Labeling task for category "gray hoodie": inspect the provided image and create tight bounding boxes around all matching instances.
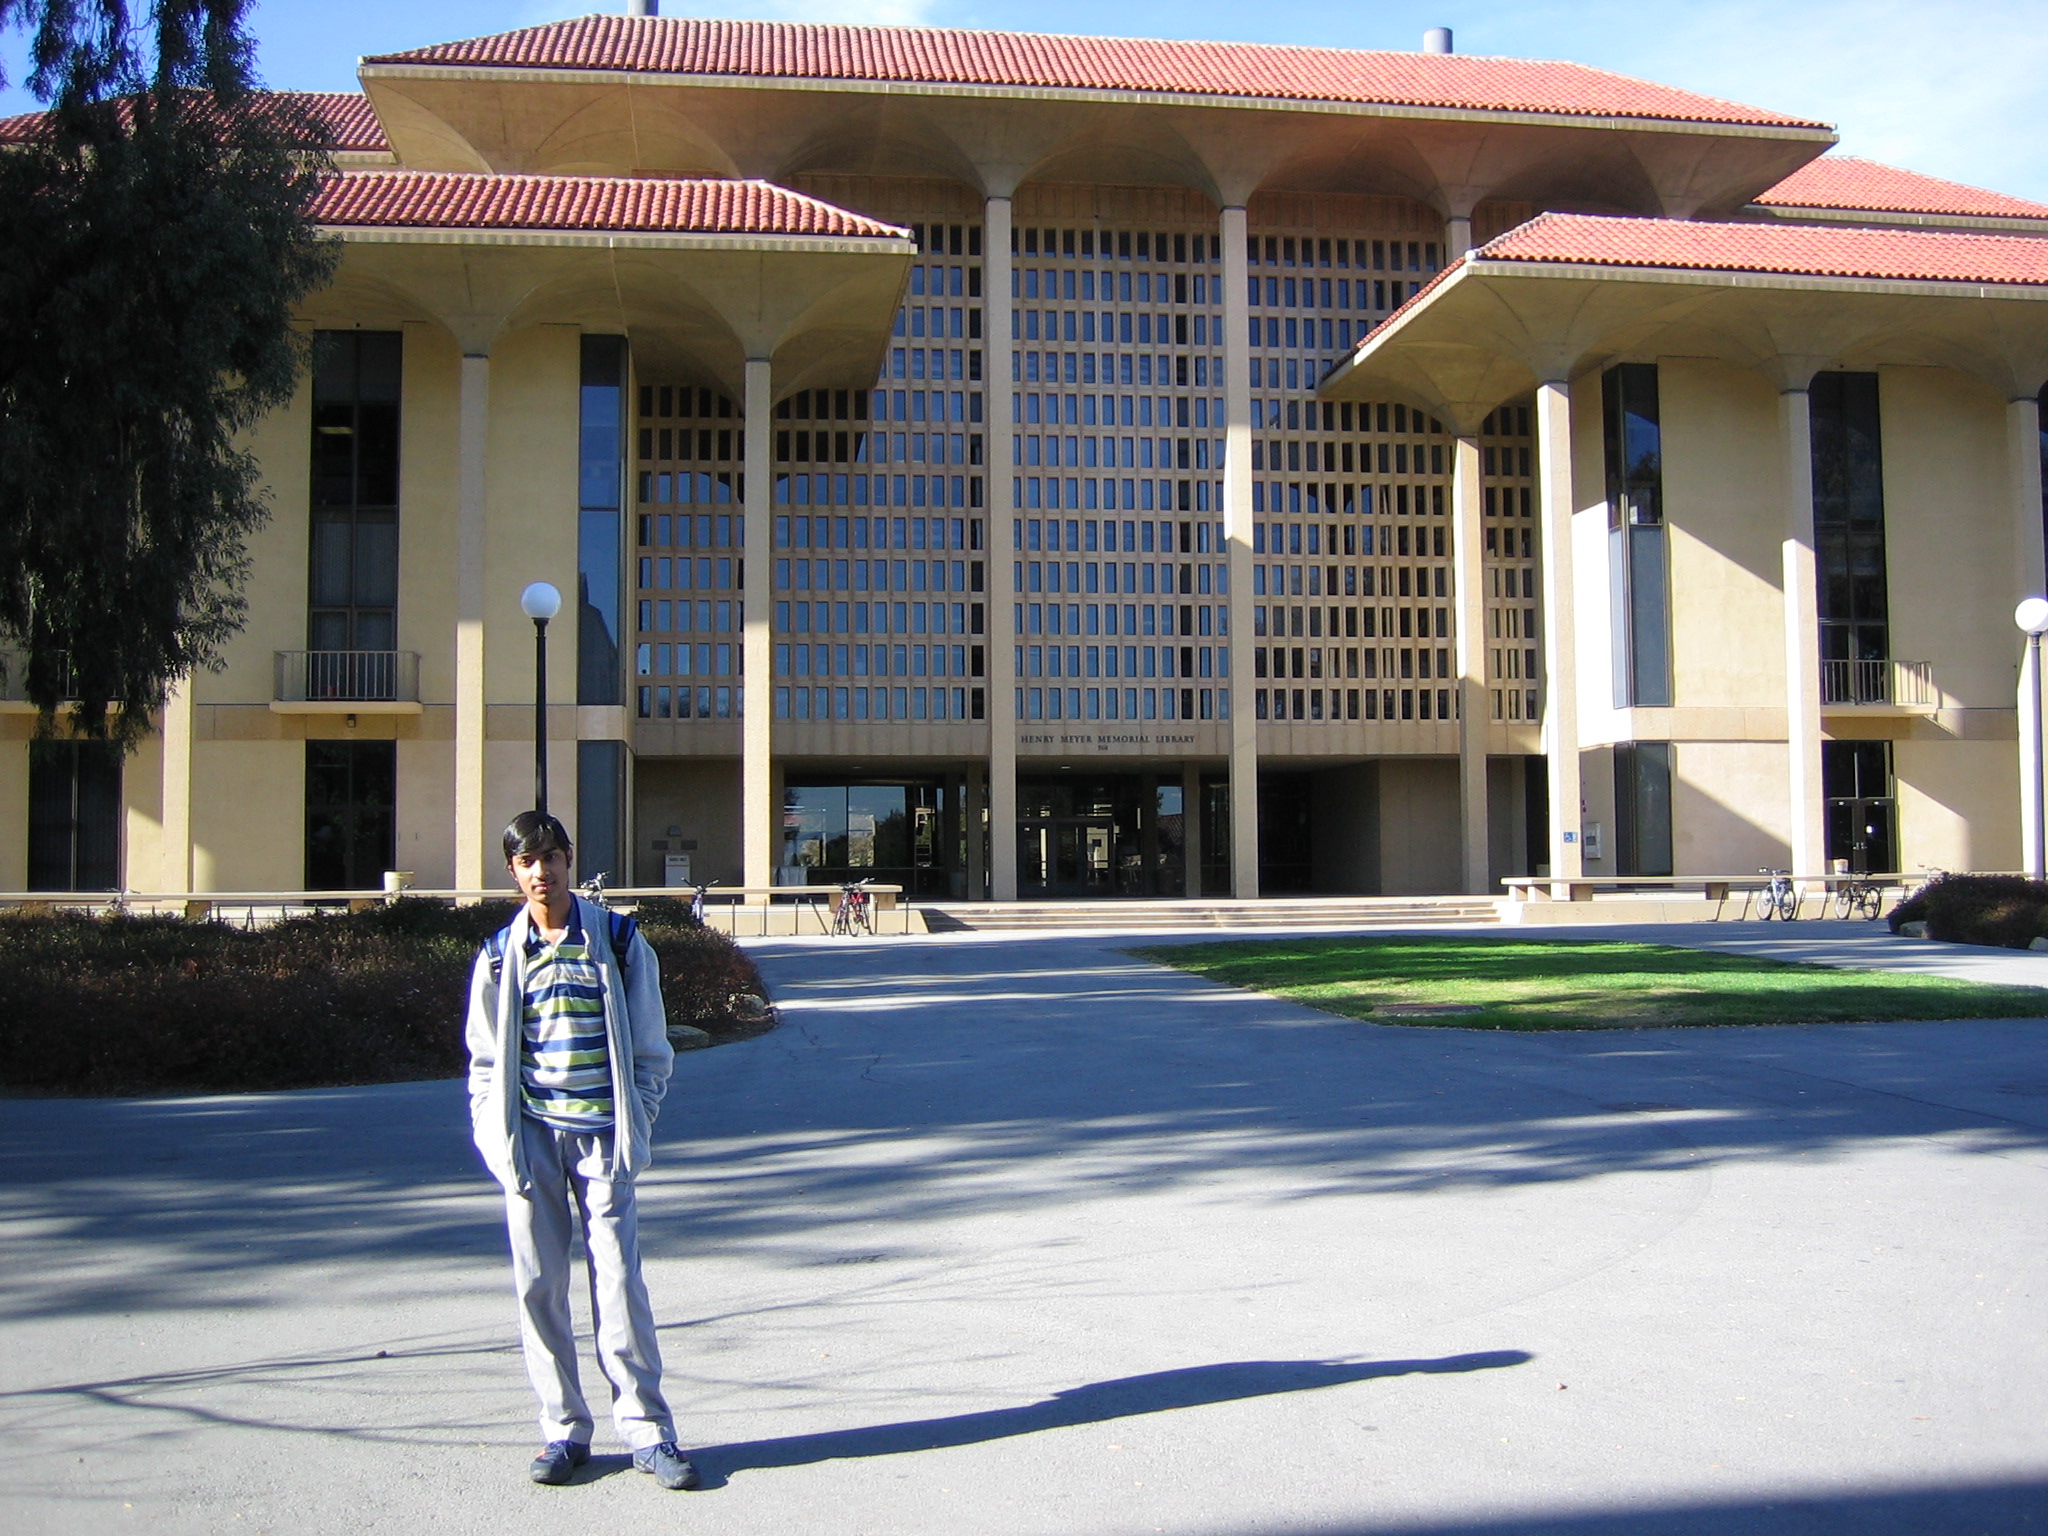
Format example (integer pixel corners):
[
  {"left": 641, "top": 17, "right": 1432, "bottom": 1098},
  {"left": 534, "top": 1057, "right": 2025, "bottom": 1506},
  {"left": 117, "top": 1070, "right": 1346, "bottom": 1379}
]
[{"left": 464, "top": 894, "right": 675, "bottom": 1195}]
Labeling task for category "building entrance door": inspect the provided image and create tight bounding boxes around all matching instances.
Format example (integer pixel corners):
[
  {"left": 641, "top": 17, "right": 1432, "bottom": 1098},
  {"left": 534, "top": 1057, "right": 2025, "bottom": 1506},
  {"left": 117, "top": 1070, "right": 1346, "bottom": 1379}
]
[
  {"left": 1019, "top": 817, "right": 1117, "bottom": 897},
  {"left": 1016, "top": 773, "right": 1185, "bottom": 899},
  {"left": 1824, "top": 740, "right": 1897, "bottom": 874}
]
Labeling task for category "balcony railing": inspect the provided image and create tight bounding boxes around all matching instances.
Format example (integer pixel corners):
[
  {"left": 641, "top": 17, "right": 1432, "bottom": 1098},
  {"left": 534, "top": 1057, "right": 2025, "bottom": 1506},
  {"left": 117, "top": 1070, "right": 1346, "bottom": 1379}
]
[
  {"left": 0, "top": 647, "right": 80, "bottom": 704},
  {"left": 1820, "top": 658, "right": 1933, "bottom": 707},
  {"left": 274, "top": 650, "right": 420, "bottom": 703}
]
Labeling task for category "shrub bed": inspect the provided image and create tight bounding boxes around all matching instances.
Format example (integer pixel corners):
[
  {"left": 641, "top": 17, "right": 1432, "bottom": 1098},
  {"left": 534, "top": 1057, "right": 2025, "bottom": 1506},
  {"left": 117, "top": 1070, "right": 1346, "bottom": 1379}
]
[
  {"left": 0, "top": 899, "right": 772, "bottom": 1097},
  {"left": 1887, "top": 873, "right": 2048, "bottom": 949}
]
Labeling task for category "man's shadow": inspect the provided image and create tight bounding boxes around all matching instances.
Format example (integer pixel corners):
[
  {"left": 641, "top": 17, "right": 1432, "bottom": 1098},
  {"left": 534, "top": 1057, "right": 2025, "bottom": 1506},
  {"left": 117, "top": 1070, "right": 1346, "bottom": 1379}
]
[{"left": 682, "top": 1351, "right": 1532, "bottom": 1489}]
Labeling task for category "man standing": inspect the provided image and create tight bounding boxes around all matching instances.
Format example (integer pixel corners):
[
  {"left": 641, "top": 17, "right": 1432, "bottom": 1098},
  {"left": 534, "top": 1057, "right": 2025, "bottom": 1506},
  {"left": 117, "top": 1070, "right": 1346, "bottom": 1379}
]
[{"left": 464, "top": 810, "right": 697, "bottom": 1490}]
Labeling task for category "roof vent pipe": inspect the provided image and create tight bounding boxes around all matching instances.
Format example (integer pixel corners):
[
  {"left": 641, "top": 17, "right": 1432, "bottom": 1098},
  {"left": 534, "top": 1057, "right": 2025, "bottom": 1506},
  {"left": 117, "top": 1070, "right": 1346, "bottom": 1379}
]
[
  {"left": 628, "top": 0, "right": 659, "bottom": 15},
  {"left": 1423, "top": 27, "right": 1453, "bottom": 53}
]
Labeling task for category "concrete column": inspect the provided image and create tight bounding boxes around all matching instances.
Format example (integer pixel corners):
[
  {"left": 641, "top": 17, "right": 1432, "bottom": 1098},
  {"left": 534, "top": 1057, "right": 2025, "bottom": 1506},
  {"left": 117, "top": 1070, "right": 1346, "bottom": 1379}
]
[
  {"left": 2010, "top": 395, "right": 2046, "bottom": 603},
  {"left": 1451, "top": 432, "right": 1490, "bottom": 895},
  {"left": 983, "top": 194, "right": 1019, "bottom": 900},
  {"left": 1534, "top": 379, "right": 1582, "bottom": 896},
  {"left": 1181, "top": 760, "right": 1203, "bottom": 897},
  {"left": 1220, "top": 204, "right": 1260, "bottom": 898},
  {"left": 454, "top": 351, "right": 490, "bottom": 893},
  {"left": 1446, "top": 215, "right": 1474, "bottom": 260},
  {"left": 1780, "top": 389, "right": 1825, "bottom": 880},
  {"left": 964, "top": 759, "right": 986, "bottom": 897},
  {"left": 742, "top": 356, "right": 774, "bottom": 892},
  {"left": 160, "top": 679, "right": 193, "bottom": 891}
]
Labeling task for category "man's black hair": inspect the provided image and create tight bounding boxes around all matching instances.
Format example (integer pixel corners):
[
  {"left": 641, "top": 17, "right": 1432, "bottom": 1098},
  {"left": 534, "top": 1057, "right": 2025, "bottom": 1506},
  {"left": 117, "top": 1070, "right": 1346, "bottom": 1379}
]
[{"left": 503, "top": 810, "right": 573, "bottom": 865}]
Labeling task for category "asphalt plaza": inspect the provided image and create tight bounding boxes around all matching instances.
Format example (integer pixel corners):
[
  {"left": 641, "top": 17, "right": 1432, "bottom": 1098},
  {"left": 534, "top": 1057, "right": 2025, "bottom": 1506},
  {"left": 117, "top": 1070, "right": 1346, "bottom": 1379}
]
[{"left": 3, "top": 921, "right": 2047, "bottom": 1533}]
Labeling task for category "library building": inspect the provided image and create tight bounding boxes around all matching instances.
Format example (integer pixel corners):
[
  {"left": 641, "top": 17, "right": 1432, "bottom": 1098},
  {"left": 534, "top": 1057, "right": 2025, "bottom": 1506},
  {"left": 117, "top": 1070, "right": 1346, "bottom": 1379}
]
[{"left": 6, "top": 6, "right": 2048, "bottom": 904}]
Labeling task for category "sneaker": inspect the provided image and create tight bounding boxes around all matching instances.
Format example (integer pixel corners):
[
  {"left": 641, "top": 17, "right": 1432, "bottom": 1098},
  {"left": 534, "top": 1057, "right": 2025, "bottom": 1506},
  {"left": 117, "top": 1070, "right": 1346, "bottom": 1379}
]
[
  {"left": 529, "top": 1439, "right": 590, "bottom": 1485},
  {"left": 632, "top": 1440, "right": 700, "bottom": 1490}
]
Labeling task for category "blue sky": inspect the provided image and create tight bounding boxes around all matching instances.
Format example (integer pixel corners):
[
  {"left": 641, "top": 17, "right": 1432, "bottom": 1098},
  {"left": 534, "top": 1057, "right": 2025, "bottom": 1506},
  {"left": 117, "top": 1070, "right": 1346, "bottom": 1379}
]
[{"left": 5, "top": 1, "right": 2045, "bottom": 202}]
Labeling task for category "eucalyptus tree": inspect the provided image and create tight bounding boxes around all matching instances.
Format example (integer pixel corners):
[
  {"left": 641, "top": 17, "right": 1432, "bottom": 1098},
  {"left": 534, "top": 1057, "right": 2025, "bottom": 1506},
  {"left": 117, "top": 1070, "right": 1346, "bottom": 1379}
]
[{"left": 0, "top": 1, "right": 335, "bottom": 743}]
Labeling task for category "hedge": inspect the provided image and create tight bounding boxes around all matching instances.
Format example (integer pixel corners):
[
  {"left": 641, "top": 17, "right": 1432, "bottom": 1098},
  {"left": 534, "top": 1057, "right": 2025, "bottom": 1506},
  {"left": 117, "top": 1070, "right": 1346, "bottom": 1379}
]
[
  {"left": 0, "top": 899, "right": 772, "bottom": 1096},
  {"left": 1888, "top": 873, "right": 2048, "bottom": 949}
]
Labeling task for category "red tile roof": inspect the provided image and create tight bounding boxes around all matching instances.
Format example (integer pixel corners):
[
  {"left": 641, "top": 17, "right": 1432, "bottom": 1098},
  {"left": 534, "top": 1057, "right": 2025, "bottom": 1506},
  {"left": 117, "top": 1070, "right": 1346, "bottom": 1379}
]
[
  {"left": 1754, "top": 155, "right": 2048, "bottom": 221},
  {"left": 366, "top": 16, "right": 1825, "bottom": 129},
  {"left": 313, "top": 170, "right": 909, "bottom": 239},
  {"left": 0, "top": 90, "right": 388, "bottom": 151},
  {"left": 1474, "top": 212, "right": 2048, "bottom": 287},
  {"left": 293, "top": 92, "right": 389, "bottom": 153}
]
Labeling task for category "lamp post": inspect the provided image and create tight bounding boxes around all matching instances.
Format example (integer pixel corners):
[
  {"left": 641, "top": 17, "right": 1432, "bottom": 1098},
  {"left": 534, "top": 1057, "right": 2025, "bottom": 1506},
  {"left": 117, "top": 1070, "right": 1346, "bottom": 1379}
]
[
  {"left": 2017, "top": 597, "right": 2048, "bottom": 880},
  {"left": 520, "top": 582, "right": 563, "bottom": 815}
]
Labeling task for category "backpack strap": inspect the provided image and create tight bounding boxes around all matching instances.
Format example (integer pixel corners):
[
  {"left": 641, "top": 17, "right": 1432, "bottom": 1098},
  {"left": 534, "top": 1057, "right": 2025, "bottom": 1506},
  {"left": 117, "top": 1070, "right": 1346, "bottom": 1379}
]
[
  {"left": 607, "top": 909, "right": 639, "bottom": 975},
  {"left": 484, "top": 909, "right": 635, "bottom": 981}
]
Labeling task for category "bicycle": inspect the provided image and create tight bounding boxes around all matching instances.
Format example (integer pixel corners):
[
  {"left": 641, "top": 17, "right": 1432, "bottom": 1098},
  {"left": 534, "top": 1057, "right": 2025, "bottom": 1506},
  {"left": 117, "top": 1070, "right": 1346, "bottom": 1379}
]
[
  {"left": 577, "top": 870, "right": 611, "bottom": 909},
  {"left": 832, "top": 879, "right": 875, "bottom": 937},
  {"left": 1833, "top": 875, "right": 1885, "bottom": 921},
  {"left": 687, "top": 881, "right": 715, "bottom": 926},
  {"left": 1757, "top": 869, "right": 1798, "bottom": 921}
]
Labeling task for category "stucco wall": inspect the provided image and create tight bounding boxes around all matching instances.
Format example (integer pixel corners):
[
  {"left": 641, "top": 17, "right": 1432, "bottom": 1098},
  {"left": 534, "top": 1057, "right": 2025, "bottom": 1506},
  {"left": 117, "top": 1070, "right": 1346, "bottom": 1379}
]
[
  {"left": 1661, "top": 358, "right": 1788, "bottom": 712},
  {"left": 1896, "top": 737, "right": 2019, "bottom": 874},
  {"left": 635, "top": 757, "right": 742, "bottom": 887},
  {"left": 1376, "top": 756, "right": 1459, "bottom": 894},
  {"left": 1880, "top": 366, "right": 2014, "bottom": 711},
  {"left": 1669, "top": 740, "right": 1790, "bottom": 876},
  {"left": 191, "top": 739, "right": 303, "bottom": 890}
]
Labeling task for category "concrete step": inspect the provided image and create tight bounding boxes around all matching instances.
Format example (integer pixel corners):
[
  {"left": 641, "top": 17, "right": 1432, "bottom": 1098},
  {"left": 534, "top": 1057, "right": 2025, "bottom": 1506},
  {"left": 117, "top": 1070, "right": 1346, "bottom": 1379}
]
[{"left": 921, "top": 897, "right": 1502, "bottom": 932}]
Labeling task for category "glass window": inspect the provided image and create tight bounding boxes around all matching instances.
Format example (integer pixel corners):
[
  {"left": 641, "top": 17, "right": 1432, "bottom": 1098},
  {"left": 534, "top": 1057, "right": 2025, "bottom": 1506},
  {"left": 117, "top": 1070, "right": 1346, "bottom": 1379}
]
[
  {"left": 577, "top": 740, "right": 626, "bottom": 885},
  {"left": 27, "top": 740, "right": 121, "bottom": 891},
  {"left": 1811, "top": 373, "right": 1888, "bottom": 666},
  {"left": 2038, "top": 382, "right": 2047, "bottom": 570},
  {"left": 309, "top": 331, "right": 402, "bottom": 654},
  {"left": 580, "top": 336, "right": 626, "bottom": 704},
  {"left": 305, "top": 741, "right": 396, "bottom": 891},
  {"left": 1603, "top": 364, "right": 1671, "bottom": 707},
  {"left": 779, "top": 779, "right": 960, "bottom": 897},
  {"left": 1613, "top": 741, "right": 1673, "bottom": 878}
]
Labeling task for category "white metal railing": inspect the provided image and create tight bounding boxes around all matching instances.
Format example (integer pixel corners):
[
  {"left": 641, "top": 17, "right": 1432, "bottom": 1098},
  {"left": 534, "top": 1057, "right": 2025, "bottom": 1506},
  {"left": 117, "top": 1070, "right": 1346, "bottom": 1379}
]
[
  {"left": 0, "top": 885, "right": 913, "bottom": 936},
  {"left": 0, "top": 646, "right": 78, "bottom": 703},
  {"left": 274, "top": 650, "right": 420, "bottom": 703},
  {"left": 1820, "top": 658, "right": 1932, "bottom": 707}
]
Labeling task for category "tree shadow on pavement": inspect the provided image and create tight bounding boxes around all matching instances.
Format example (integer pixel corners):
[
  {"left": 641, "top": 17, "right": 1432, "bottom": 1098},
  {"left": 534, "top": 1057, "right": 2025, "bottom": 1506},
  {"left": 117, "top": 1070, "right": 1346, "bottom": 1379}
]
[
  {"left": 1278, "top": 1476, "right": 2048, "bottom": 1533},
  {"left": 5, "top": 932, "right": 2048, "bottom": 1323},
  {"left": 687, "top": 1351, "right": 1531, "bottom": 1488}
]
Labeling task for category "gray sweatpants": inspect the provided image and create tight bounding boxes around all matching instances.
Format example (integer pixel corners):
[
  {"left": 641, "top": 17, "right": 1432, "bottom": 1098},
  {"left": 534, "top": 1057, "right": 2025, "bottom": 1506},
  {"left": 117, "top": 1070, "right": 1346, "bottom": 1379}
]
[{"left": 505, "top": 1118, "right": 674, "bottom": 1449}]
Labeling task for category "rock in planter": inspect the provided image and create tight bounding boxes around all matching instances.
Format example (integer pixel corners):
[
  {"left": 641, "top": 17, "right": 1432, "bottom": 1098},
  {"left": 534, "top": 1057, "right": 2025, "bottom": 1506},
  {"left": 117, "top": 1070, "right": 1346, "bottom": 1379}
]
[
  {"left": 2030, "top": 936, "right": 2048, "bottom": 952},
  {"left": 728, "top": 992, "right": 773, "bottom": 1024},
  {"left": 1897, "top": 921, "right": 1929, "bottom": 938},
  {"left": 666, "top": 1024, "right": 714, "bottom": 1051}
]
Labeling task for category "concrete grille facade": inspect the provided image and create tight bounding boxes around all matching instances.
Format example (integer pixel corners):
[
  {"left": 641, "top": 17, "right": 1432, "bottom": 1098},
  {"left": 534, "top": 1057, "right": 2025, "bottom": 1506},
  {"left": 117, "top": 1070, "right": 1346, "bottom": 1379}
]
[{"left": 6, "top": 12, "right": 2048, "bottom": 904}]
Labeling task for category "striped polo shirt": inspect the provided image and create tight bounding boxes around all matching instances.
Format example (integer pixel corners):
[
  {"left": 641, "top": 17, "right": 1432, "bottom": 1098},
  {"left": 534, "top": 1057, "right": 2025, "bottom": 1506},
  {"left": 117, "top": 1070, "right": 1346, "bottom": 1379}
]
[{"left": 518, "top": 913, "right": 615, "bottom": 1130}]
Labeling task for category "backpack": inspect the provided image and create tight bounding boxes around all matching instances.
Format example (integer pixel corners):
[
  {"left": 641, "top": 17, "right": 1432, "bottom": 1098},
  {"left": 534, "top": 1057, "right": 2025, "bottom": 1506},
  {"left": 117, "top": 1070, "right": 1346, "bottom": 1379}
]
[{"left": 483, "top": 908, "right": 639, "bottom": 983}]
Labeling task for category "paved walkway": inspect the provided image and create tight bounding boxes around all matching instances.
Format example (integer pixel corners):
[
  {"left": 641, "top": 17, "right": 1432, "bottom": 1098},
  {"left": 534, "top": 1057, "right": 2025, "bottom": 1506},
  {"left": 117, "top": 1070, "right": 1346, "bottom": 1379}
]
[{"left": 4, "top": 924, "right": 2048, "bottom": 1533}]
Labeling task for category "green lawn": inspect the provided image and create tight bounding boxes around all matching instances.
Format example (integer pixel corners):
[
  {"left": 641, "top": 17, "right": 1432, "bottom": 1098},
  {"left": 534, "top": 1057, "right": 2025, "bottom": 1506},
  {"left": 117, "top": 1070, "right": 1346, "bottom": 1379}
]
[{"left": 1130, "top": 936, "right": 2048, "bottom": 1031}]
